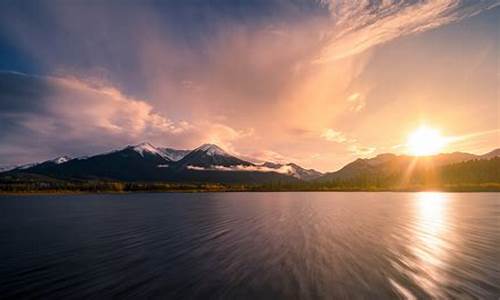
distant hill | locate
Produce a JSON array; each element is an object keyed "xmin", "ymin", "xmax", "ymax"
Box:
[
  {"xmin": 316, "ymin": 150, "xmax": 500, "ymax": 188},
  {"xmin": 479, "ymin": 148, "xmax": 500, "ymax": 160}
]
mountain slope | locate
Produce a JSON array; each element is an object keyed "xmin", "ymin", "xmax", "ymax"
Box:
[
  {"xmin": 480, "ymin": 148, "xmax": 500, "ymax": 160},
  {"xmin": 159, "ymin": 148, "xmax": 190, "ymax": 161}
]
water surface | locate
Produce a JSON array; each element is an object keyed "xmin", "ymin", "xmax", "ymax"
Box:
[{"xmin": 1, "ymin": 192, "xmax": 499, "ymax": 299}]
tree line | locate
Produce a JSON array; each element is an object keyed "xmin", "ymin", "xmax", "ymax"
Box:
[{"xmin": 1, "ymin": 157, "xmax": 498, "ymax": 193}]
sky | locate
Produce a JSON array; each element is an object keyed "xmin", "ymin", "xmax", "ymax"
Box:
[{"xmin": 0, "ymin": 0, "xmax": 499, "ymax": 171}]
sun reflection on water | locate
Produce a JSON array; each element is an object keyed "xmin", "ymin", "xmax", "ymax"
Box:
[
  {"xmin": 390, "ymin": 192, "xmax": 454, "ymax": 298},
  {"xmin": 412, "ymin": 192, "xmax": 451, "ymax": 297},
  {"xmin": 417, "ymin": 192, "xmax": 447, "ymax": 254}
]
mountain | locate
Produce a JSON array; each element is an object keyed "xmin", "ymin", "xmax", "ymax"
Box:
[
  {"xmin": 262, "ymin": 162, "xmax": 323, "ymax": 181},
  {"xmin": 1, "ymin": 143, "xmax": 307, "ymax": 184},
  {"xmin": 439, "ymin": 157, "xmax": 500, "ymax": 185},
  {"xmin": 480, "ymin": 148, "xmax": 500, "ymax": 160},
  {"xmin": 316, "ymin": 150, "xmax": 500, "ymax": 188},
  {"xmin": 5, "ymin": 143, "xmax": 171, "ymax": 181},
  {"xmin": 127, "ymin": 142, "xmax": 174, "ymax": 162},
  {"xmin": 4, "ymin": 143, "xmax": 493, "ymax": 188},
  {"xmin": 173, "ymin": 144, "xmax": 253, "ymax": 170}
]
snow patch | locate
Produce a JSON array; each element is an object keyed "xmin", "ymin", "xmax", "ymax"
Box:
[
  {"xmin": 132, "ymin": 142, "xmax": 161, "ymax": 157},
  {"xmin": 51, "ymin": 156, "xmax": 71, "ymax": 164}
]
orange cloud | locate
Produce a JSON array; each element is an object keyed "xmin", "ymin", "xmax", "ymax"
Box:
[{"xmin": 321, "ymin": 129, "xmax": 348, "ymax": 143}]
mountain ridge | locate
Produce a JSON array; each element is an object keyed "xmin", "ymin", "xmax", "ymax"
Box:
[
  {"xmin": 1, "ymin": 144, "xmax": 498, "ymax": 186},
  {"xmin": 1, "ymin": 143, "xmax": 313, "ymax": 183},
  {"xmin": 316, "ymin": 149, "xmax": 500, "ymax": 187}
]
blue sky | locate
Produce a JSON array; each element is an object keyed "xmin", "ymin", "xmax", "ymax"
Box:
[{"xmin": 0, "ymin": 0, "xmax": 499, "ymax": 171}]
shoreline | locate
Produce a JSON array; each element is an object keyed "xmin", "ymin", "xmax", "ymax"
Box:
[{"xmin": 2, "ymin": 187, "xmax": 499, "ymax": 196}]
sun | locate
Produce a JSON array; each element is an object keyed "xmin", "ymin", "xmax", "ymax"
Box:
[{"xmin": 406, "ymin": 126, "xmax": 447, "ymax": 156}]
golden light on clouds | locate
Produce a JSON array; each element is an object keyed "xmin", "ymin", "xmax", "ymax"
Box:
[{"xmin": 0, "ymin": 0, "xmax": 497, "ymax": 170}]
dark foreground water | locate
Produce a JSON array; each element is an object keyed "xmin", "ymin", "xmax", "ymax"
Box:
[{"xmin": 0, "ymin": 192, "xmax": 498, "ymax": 299}]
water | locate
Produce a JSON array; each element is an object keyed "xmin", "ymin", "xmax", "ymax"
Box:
[{"xmin": 0, "ymin": 192, "xmax": 498, "ymax": 299}]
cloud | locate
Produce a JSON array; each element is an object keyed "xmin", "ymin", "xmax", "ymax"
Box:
[
  {"xmin": 242, "ymin": 149, "xmax": 292, "ymax": 164},
  {"xmin": 0, "ymin": 70, "xmax": 186, "ymax": 136},
  {"xmin": 321, "ymin": 128, "xmax": 348, "ymax": 143},
  {"xmin": 198, "ymin": 124, "xmax": 254, "ymax": 153},
  {"xmin": 0, "ymin": 71, "xmax": 247, "ymax": 165},
  {"xmin": 437, "ymin": 128, "xmax": 500, "ymax": 154},
  {"xmin": 347, "ymin": 92, "xmax": 366, "ymax": 112},
  {"xmin": 215, "ymin": 164, "xmax": 293, "ymax": 174},
  {"xmin": 316, "ymin": 0, "xmax": 500, "ymax": 62},
  {"xmin": 0, "ymin": 0, "xmax": 497, "ymax": 170},
  {"xmin": 320, "ymin": 127, "xmax": 376, "ymax": 158},
  {"xmin": 349, "ymin": 145, "xmax": 376, "ymax": 157},
  {"xmin": 187, "ymin": 164, "xmax": 294, "ymax": 175}
]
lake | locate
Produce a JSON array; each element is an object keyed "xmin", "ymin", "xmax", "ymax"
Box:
[{"xmin": 0, "ymin": 192, "xmax": 498, "ymax": 299}]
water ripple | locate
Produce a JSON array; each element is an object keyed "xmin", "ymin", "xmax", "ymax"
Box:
[{"xmin": 0, "ymin": 192, "xmax": 498, "ymax": 299}]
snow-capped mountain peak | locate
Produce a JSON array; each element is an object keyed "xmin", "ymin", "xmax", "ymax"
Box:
[
  {"xmin": 195, "ymin": 144, "xmax": 229, "ymax": 156},
  {"xmin": 174, "ymin": 143, "xmax": 251, "ymax": 169},
  {"xmin": 127, "ymin": 142, "xmax": 170, "ymax": 160},
  {"xmin": 127, "ymin": 142, "xmax": 192, "ymax": 162},
  {"xmin": 130, "ymin": 142, "xmax": 159, "ymax": 156}
]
